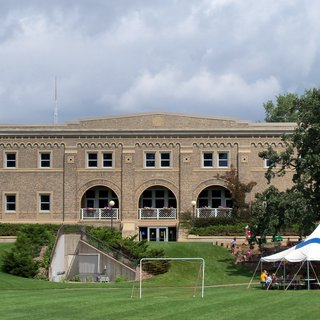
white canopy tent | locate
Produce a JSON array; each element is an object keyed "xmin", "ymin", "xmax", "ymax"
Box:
[{"xmin": 248, "ymin": 224, "xmax": 320, "ymax": 290}]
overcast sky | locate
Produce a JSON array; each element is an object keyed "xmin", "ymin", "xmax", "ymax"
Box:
[{"xmin": 0, "ymin": 0, "xmax": 319, "ymax": 124}]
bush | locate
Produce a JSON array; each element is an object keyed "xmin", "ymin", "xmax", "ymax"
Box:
[
  {"xmin": 1, "ymin": 224, "xmax": 57, "ymax": 278},
  {"xmin": 0, "ymin": 223, "xmax": 61, "ymax": 236},
  {"xmin": 190, "ymin": 223, "xmax": 247, "ymax": 236},
  {"xmin": 88, "ymin": 227, "xmax": 168, "ymax": 274},
  {"xmin": 2, "ymin": 248, "xmax": 39, "ymax": 278},
  {"xmin": 192, "ymin": 217, "xmax": 235, "ymax": 228}
]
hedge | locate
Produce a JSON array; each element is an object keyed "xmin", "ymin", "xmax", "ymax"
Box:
[
  {"xmin": 0, "ymin": 223, "xmax": 61, "ymax": 236},
  {"xmin": 190, "ymin": 224, "xmax": 247, "ymax": 236}
]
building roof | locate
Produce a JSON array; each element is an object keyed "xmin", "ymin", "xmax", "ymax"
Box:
[{"xmin": 0, "ymin": 112, "xmax": 296, "ymax": 137}]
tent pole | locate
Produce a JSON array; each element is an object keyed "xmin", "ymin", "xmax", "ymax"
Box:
[
  {"xmin": 247, "ymin": 259, "xmax": 261, "ymax": 289},
  {"xmin": 310, "ymin": 261, "xmax": 320, "ymax": 286},
  {"xmin": 267, "ymin": 259, "xmax": 283, "ymax": 291},
  {"xmin": 283, "ymin": 261, "xmax": 286, "ymax": 290},
  {"xmin": 307, "ymin": 261, "xmax": 310, "ymax": 291},
  {"xmin": 285, "ymin": 261, "xmax": 305, "ymax": 291}
]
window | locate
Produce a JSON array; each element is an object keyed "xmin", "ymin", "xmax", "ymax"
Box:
[
  {"xmin": 102, "ymin": 152, "xmax": 113, "ymax": 168},
  {"xmin": 6, "ymin": 153, "xmax": 16, "ymax": 168},
  {"xmin": 203, "ymin": 152, "xmax": 214, "ymax": 167},
  {"xmin": 87, "ymin": 152, "xmax": 98, "ymax": 167},
  {"xmin": 140, "ymin": 188, "xmax": 176, "ymax": 208},
  {"xmin": 39, "ymin": 152, "xmax": 51, "ymax": 168},
  {"xmin": 218, "ymin": 152, "xmax": 229, "ymax": 167},
  {"xmin": 198, "ymin": 187, "xmax": 232, "ymax": 208},
  {"xmin": 39, "ymin": 194, "xmax": 50, "ymax": 211},
  {"xmin": 84, "ymin": 188, "xmax": 118, "ymax": 208},
  {"xmin": 145, "ymin": 152, "xmax": 156, "ymax": 167},
  {"xmin": 144, "ymin": 151, "xmax": 172, "ymax": 168},
  {"xmin": 160, "ymin": 152, "xmax": 171, "ymax": 167},
  {"xmin": 5, "ymin": 194, "xmax": 16, "ymax": 211},
  {"xmin": 264, "ymin": 159, "xmax": 272, "ymax": 168}
]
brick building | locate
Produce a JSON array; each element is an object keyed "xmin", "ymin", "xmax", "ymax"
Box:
[{"xmin": 0, "ymin": 113, "xmax": 295, "ymax": 241}]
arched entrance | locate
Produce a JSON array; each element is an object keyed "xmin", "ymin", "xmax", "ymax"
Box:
[
  {"xmin": 138, "ymin": 186, "xmax": 177, "ymax": 242},
  {"xmin": 80, "ymin": 186, "xmax": 119, "ymax": 221},
  {"xmin": 195, "ymin": 186, "xmax": 233, "ymax": 218}
]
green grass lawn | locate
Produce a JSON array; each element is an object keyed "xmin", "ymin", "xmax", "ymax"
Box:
[{"xmin": 1, "ymin": 242, "xmax": 320, "ymax": 320}]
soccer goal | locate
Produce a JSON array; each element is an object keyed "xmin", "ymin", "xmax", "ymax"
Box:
[{"xmin": 138, "ymin": 257, "xmax": 205, "ymax": 299}]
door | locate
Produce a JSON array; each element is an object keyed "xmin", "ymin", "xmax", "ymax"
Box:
[
  {"xmin": 159, "ymin": 228, "xmax": 167, "ymax": 242},
  {"xmin": 147, "ymin": 227, "xmax": 168, "ymax": 242},
  {"xmin": 149, "ymin": 228, "xmax": 157, "ymax": 241}
]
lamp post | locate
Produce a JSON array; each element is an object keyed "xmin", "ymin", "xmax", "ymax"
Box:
[
  {"xmin": 191, "ymin": 200, "xmax": 197, "ymax": 219},
  {"xmin": 109, "ymin": 200, "xmax": 115, "ymax": 229}
]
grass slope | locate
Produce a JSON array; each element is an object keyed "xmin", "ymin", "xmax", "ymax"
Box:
[
  {"xmin": 1, "ymin": 243, "xmax": 320, "ymax": 320},
  {"xmin": 147, "ymin": 242, "xmax": 250, "ymax": 286}
]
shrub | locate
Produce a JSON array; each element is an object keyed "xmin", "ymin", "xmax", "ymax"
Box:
[
  {"xmin": 0, "ymin": 223, "xmax": 61, "ymax": 236},
  {"xmin": 2, "ymin": 248, "xmax": 39, "ymax": 278},
  {"xmin": 88, "ymin": 227, "xmax": 168, "ymax": 274},
  {"xmin": 192, "ymin": 217, "xmax": 235, "ymax": 228},
  {"xmin": 2, "ymin": 224, "xmax": 57, "ymax": 278},
  {"xmin": 190, "ymin": 224, "xmax": 247, "ymax": 236}
]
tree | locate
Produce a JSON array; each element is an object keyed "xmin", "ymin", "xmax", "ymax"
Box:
[
  {"xmin": 260, "ymin": 88, "xmax": 320, "ymax": 232},
  {"xmin": 250, "ymin": 186, "xmax": 307, "ymax": 240},
  {"xmin": 264, "ymin": 92, "xmax": 298, "ymax": 122},
  {"xmin": 220, "ymin": 167, "xmax": 256, "ymax": 220}
]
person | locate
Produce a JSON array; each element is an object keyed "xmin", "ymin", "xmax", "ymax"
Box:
[
  {"xmin": 266, "ymin": 274, "xmax": 272, "ymax": 287},
  {"xmin": 243, "ymin": 249, "xmax": 253, "ymax": 261},
  {"xmin": 271, "ymin": 273, "xmax": 279, "ymax": 289},
  {"xmin": 230, "ymin": 237, "xmax": 237, "ymax": 255},
  {"xmin": 245, "ymin": 225, "xmax": 251, "ymax": 244},
  {"xmin": 260, "ymin": 270, "xmax": 268, "ymax": 287}
]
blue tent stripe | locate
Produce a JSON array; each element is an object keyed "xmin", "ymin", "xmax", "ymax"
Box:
[{"xmin": 296, "ymin": 238, "xmax": 320, "ymax": 249}]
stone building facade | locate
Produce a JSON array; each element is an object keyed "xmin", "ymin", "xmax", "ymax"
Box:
[{"xmin": 0, "ymin": 113, "xmax": 295, "ymax": 241}]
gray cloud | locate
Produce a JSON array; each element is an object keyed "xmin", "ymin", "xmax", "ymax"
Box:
[{"xmin": 0, "ymin": 0, "xmax": 319, "ymax": 124}]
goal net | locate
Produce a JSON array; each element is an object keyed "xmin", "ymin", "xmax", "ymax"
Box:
[{"xmin": 137, "ymin": 258, "xmax": 205, "ymax": 299}]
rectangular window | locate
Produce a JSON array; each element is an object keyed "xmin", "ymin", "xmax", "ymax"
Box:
[
  {"xmin": 5, "ymin": 194, "xmax": 16, "ymax": 211},
  {"xmin": 160, "ymin": 152, "xmax": 171, "ymax": 167},
  {"xmin": 264, "ymin": 159, "xmax": 272, "ymax": 168},
  {"xmin": 6, "ymin": 153, "xmax": 16, "ymax": 168},
  {"xmin": 145, "ymin": 152, "xmax": 156, "ymax": 167},
  {"xmin": 218, "ymin": 152, "xmax": 229, "ymax": 167},
  {"xmin": 203, "ymin": 152, "xmax": 214, "ymax": 167},
  {"xmin": 87, "ymin": 152, "xmax": 98, "ymax": 168},
  {"xmin": 39, "ymin": 152, "xmax": 51, "ymax": 168},
  {"xmin": 102, "ymin": 152, "xmax": 113, "ymax": 168},
  {"xmin": 39, "ymin": 194, "xmax": 50, "ymax": 211}
]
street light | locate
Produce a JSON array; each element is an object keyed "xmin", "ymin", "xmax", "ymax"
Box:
[
  {"xmin": 109, "ymin": 200, "xmax": 115, "ymax": 229},
  {"xmin": 191, "ymin": 200, "xmax": 197, "ymax": 218}
]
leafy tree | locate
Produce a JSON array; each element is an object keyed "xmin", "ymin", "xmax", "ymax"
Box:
[
  {"xmin": 264, "ymin": 92, "xmax": 299, "ymax": 122},
  {"xmin": 2, "ymin": 225, "xmax": 56, "ymax": 278},
  {"xmin": 260, "ymin": 88, "xmax": 320, "ymax": 232},
  {"xmin": 220, "ymin": 167, "xmax": 256, "ymax": 220},
  {"xmin": 250, "ymin": 186, "xmax": 307, "ymax": 241}
]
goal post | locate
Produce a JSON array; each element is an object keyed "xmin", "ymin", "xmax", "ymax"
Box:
[{"xmin": 139, "ymin": 257, "xmax": 205, "ymax": 299}]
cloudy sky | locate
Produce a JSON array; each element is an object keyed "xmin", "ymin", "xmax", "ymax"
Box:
[{"xmin": 0, "ymin": 0, "xmax": 319, "ymax": 124}]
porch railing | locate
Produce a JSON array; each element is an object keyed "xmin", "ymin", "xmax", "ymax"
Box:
[
  {"xmin": 196, "ymin": 207, "xmax": 232, "ymax": 218},
  {"xmin": 81, "ymin": 208, "xmax": 119, "ymax": 220},
  {"xmin": 139, "ymin": 208, "xmax": 176, "ymax": 219}
]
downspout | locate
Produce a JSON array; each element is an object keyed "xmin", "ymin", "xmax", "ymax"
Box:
[
  {"xmin": 178, "ymin": 143, "xmax": 181, "ymax": 241},
  {"xmin": 62, "ymin": 146, "xmax": 65, "ymax": 222},
  {"xmin": 120, "ymin": 144, "xmax": 123, "ymax": 226}
]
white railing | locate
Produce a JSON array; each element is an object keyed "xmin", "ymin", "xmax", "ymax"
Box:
[
  {"xmin": 81, "ymin": 208, "xmax": 119, "ymax": 220},
  {"xmin": 196, "ymin": 207, "xmax": 232, "ymax": 218},
  {"xmin": 139, "ymin": 208, "xmax": 177, "ymax": 219}
]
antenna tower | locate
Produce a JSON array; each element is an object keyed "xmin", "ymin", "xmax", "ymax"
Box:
[{"xmin": 54, "ymin": 77, "xmax": 58, "ymax": 124}]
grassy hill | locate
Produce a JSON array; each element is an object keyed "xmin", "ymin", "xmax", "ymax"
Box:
[
  {"xmin": 146, "ymin": 242, "xmax": 251, "ymax": 286},
  {"xmin": 1, "ymin": 242, "xmax": 320, "ymax": 320}
]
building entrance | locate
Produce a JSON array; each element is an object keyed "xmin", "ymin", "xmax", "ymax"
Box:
[{"xmin": 139, "ymin": 227, "xmax": 177, "ymax": 242}]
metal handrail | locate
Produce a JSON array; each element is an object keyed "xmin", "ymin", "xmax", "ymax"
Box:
[{"xmin": 80, "ymin": 230, "xmax": 138, "ymax": 268}]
